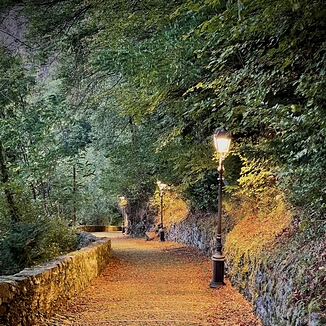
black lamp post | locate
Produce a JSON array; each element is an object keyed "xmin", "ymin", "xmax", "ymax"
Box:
[
  {"xmin": 119, "ymin": 196, "xmax": 128, "ymax": 234},
  {"xmin": 157, "ymin": 181, "xmax": 167, "ymax": 242},
  {"xmin": 210, "ymin": 127, "xmax": 231, "ymax": 288}
]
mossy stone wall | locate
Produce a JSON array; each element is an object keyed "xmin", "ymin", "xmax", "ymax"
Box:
[
  {"xmin": 0, "ymin": 237, "xmax": 111, "ymax": 326},
  {"xmin": 166, "ymin": 213, "xmax": 325, "ymax": 326}
]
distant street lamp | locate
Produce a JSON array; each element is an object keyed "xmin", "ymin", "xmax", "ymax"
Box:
[
  {"xmin": 157, "ymin": 181, "xmax": 167, "ymax": 242},
  {"xmin": 119, "ymin": 196, "xmax": 128, "ymax": 234},
  {"xmin": 210, "ymin": 127, "xmax": 231, "ymax": 288}
]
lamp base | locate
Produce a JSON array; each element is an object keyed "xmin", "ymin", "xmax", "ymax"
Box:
[
  {"xmin": 159, "ymin": 230, "xmax": 165, "ymax": 242},
  {"xmin": 209, "ymin": 280, "xmax": 226, "ymax": 288},
  {"xmin": 210, "ymin": 255, "xmax": 225, "ymax": 288}
]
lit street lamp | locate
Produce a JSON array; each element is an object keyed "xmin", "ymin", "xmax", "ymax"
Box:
[
  {"xmin": 119, "ymin": 196, "xmax": 128, "ymax": 234},
  {"xmin": 157, "ymin": 181, "xmax": 167, "ymax": 242},
  {"xmin": 210, "ymin": 127, "xmax": 231, "ymax": 288}
]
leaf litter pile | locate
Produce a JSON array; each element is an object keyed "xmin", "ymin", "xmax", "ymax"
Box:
[{"xmin": 43, "ymin": 233, "xmax": 262, "ymax": 326}]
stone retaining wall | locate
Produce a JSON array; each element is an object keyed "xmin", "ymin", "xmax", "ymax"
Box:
[
  {"xmin": 0, "ymin": 237, "xmax": 111, "ymax": 326},
  {"xmin": 77, "ymin": 225, "xmax": 122, "ymax": 232},
  {"xmin": 166, "ymin": 214, "xmax": 324, "ymax": 326}
]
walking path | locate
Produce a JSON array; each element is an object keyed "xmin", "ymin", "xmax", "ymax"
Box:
[{"xmin": 44, "ymin": 232, "xmax": 262, "ymax": 326}]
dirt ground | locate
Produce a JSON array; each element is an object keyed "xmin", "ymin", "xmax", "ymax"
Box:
[{"xmin": 42, "ymin": 232, "xmax": 262, "ymax": 326}]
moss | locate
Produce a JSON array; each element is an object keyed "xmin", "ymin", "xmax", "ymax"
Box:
[
  {"xmin": 152, "ymin": 188, "xmax": 189, "ymax": 227},
  {"xmin": 308, "ymin": 299, "xmax": 322, "ymax": 314},
  {"xmin": 224, "ymin": 186, "xmax": 326, "ymax": 323}
]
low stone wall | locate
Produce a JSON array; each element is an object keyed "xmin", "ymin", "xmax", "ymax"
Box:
[
  {"xmin": 77, "ymin": 225, "xmax": 122, "ymax": 232},
  {"xmin": 0, "ymin": 237, "xmax": 111, "ymax": 326}
]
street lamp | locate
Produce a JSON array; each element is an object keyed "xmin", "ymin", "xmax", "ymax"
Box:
[
  {"xmin": 157, "ymin": 181, "xmax": 167, "ymax": 242},
  {"xmin": 210, "ymin": 127, "xmax": 231, "ymax": 288},
  {"xmin": 118, "ymin": 196, "xmax": 128, "ymax": 234}
]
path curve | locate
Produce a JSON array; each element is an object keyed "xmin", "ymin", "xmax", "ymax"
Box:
[{"xmin": 43, "ymin": 232, "xmax": 262, "ymax": 326}]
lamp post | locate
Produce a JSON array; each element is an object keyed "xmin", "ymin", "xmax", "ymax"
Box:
[
  {"xmin": 119, "ymin": 196, "xmax": 128, "ymax": 234},
  {"xmin": 157, "ymin": 181, "xmax": 167, "ymax": 242},
  {"xmin": 210, "ymin": 127, "xmax": 231, "ymax": 288}
]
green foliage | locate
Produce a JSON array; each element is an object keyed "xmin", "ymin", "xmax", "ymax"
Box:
[
  {"xmin": 16, "ymin": 0, "xmax": 326, "ymax": 224},
  {"xmin": 183, "ymin": 169, "xmax": 220, "ymax": 211},
  {"xmin": 24, "ymin": 0, "xmax": 215, "ymax": 190},
  {"xmin": 0, "ymin": 34, "xmax": 90, "ymax": 273},
  {"xmin": 0, "ymin": 0, "xmax": 20, "ymax": 10},
  {"xmin": 0, "ymin": 217, "xmax": 77, "ymax": 275},
  {"xmin": 187, "ymin": 0, "xmax": 326, "ymax": 214},
  {"xmin": 236, "ymin": 156, "xmax": 277, "ymax": 200}
]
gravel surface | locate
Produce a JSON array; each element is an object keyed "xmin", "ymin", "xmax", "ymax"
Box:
[{"xmin": 41, "ymin": 232, "xmax": 262, "ymax": 326}]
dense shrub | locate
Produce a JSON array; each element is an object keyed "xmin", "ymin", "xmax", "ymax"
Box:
[{"xmin": 0, "ymin": 217, "xmax": 77, "ymax": 275}]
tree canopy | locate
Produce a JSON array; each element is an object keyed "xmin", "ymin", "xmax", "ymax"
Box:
[{"xmin": 23, "ymin": 0, "xmax": 326, "ymax": 211}]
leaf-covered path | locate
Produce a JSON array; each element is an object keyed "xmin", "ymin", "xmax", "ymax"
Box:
[{"xmin": 44, "ymin": 232, "xmax": 262, "ymax": 326}]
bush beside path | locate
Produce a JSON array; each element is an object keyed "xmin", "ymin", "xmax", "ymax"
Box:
[{"xmin": 42, "ymin": 232, "xmax": 262, "ymax": 326}]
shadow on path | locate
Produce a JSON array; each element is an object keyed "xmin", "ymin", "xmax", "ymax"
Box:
[{"xmin": 43, "ymin": 232, "xmax": 262, "ymax": 326}]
